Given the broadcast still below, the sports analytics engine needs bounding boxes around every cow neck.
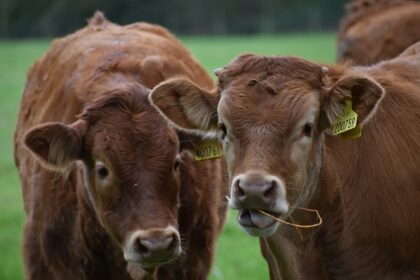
[294,134,324,209]
[262,135,340,280]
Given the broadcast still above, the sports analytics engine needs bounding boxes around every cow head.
[150,55,384,237]
[24,83,182,267]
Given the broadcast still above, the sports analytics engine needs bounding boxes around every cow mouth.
[136,258,175,268]
[237,209,280,237]
[126,251,181,269]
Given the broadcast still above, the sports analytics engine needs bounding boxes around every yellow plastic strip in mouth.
[257,207,323,229]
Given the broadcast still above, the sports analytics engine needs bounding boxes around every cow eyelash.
[218,123,227,140]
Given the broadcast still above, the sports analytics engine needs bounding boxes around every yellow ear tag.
[193,139,223,161]
[332,100,358,136]
[340,124,362,140]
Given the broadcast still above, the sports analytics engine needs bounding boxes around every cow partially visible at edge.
[150,42,420,279]
[337,0,420,65]
[14,12,227,280]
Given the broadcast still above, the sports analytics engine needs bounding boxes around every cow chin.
[240,220,279,238]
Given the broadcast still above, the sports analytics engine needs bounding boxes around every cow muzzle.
[123,226,181,268]
[229,172,289,237]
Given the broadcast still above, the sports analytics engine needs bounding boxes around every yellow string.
[225,196,322,231]
[258,207,322,229]
[288,213,303,240]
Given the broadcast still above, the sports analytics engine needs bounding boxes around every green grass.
[0,33,336,280]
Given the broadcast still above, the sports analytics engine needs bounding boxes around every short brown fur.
[150,42,420,279]
[337,0,420,65]
[14,12,227,280]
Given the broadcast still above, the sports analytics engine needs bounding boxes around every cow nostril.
[237,180,245,198]
[137,239,150,255]
[167,234,177,251]
[263,181,276,198]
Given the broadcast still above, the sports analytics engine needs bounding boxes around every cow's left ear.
[321,74,385,131]
[24,120,85,170]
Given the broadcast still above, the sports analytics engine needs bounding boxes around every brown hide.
[150,42,420,279]
[337,0,420,65]
[222,44,420,279]
[14,12,227,280]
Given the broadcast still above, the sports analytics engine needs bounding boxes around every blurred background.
[0,0,346,279]
[0,0,348,38]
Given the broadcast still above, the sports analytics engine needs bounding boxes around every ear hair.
[321,73,385,133]
[322,84,351,126]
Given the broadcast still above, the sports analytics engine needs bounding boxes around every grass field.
[0,33,336,279]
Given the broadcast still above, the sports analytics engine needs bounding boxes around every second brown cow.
[151,43,420,279]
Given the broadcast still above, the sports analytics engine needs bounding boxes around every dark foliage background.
[0,0,349,38]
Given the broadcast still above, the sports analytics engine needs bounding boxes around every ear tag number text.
[332,100,358,135]
[194,140,223,161]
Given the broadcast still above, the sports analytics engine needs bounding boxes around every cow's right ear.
[24,121,85,170]
[149,77,219,134]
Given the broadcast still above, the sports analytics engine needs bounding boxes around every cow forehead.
[218,80,319,136]
[90,108,179,166]
[218,54,322,88]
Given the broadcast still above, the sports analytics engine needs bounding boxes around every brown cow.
[337,0,420,65]
[13,12,227,280]
[150,43,420,279]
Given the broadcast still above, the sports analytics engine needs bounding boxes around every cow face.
[24,84,182,268]
[150,55,384,237]
[337,15,397,66]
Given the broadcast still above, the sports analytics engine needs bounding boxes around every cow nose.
[136,234,176,260]
[124,227,181,266]
[232,174,283,209]
[233,174,279,209]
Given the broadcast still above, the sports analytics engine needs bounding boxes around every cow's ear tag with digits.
[193,139,223,161]
[332,100,362,139]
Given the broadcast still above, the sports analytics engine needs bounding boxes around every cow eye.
[96,162,109,179]
[218,123,227,140]
[302,123,313,137]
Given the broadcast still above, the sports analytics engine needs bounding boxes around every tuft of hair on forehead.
[79,83,151,123]
[219,53,324,89]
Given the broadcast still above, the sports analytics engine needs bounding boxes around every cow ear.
[24,121,85,170]
[321,74,385,132]
[149,77,219,134]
